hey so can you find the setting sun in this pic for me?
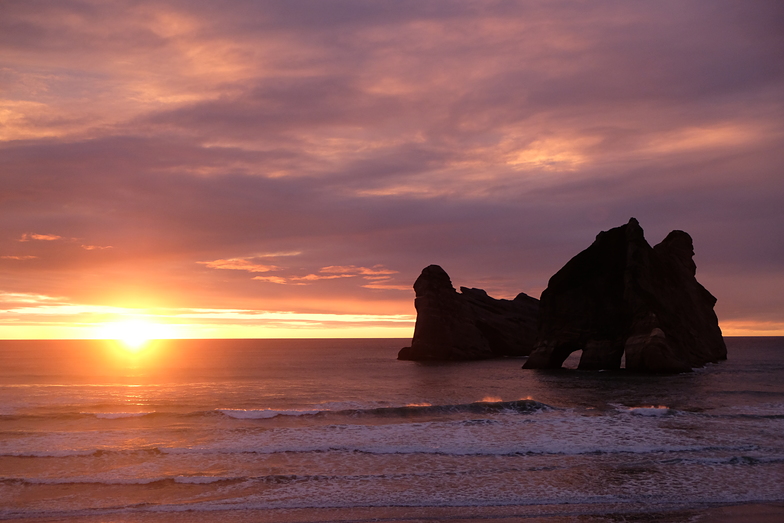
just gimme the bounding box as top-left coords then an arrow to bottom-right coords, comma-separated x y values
97,320 -> 174,351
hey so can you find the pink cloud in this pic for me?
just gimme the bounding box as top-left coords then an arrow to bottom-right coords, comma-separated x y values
19,233 -> 62,242
362,282 -> 411,291
198,258 -> 279,273
242,264 -> 402,287
320,265 -> 398,277
251,275 -> 289,284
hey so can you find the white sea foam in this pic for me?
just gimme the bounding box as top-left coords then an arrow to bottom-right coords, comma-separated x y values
627,406 -> 671,416
149,413 -> 756,458
1,409 -> 763,459
609,403 -> 673,416
0,449 -> 96,458
173,475 -> 240,484
3,475 -> 243,486
217,408 -> 323,419
6,476 -> 166,485
87,412 -> 154,419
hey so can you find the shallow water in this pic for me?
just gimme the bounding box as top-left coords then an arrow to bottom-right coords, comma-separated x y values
0,337 -> 782,520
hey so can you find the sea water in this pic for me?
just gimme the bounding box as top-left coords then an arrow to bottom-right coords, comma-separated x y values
0,337 -> 782,521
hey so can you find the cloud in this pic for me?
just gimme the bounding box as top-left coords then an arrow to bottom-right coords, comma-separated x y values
0,292 -> 59,304
320,265 -> 398,276
251,275 -> 289,284
248,265 -> 402,287
294,273 -> 355,282
198,258 -> 279,273
19,233 -> 63,242
252,251 -> 302,258
1,255 -> 38,260
362,282 -> 411,291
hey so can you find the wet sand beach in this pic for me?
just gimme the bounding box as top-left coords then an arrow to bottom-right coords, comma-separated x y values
4,502 -> 784,523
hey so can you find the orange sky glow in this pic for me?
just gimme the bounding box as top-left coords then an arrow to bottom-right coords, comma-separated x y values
1,1 -> 783,339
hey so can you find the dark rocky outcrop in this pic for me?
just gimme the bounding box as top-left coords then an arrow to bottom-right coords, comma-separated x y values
398,265 -> 539,360
523,218 -> 726,372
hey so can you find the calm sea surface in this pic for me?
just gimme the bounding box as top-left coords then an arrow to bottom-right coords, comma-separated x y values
0,337 -> 782,521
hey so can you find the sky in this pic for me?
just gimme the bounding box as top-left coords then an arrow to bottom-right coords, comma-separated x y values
1,0 -> 783,340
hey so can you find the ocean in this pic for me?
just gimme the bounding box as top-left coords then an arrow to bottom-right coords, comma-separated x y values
0,337 -> 782,522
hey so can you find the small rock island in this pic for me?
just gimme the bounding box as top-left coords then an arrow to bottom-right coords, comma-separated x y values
400,218 -> 727,372
397,265 -> 539,360
524,218 -> 726,372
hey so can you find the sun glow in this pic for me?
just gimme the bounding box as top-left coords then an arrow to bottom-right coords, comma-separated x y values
97,320 -> 175,351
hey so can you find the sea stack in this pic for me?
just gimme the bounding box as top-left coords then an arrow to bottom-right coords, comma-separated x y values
523,218 -> 726,372
398,265 -> 539,360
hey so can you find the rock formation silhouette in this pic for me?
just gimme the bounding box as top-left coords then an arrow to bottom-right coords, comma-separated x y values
398,265 -> 539,360
523,218 -> 726,372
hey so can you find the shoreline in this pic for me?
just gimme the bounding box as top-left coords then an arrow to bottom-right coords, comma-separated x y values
5,502 -> 784,523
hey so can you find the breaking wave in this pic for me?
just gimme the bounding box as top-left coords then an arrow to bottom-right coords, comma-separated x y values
0,399 -> 553,423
